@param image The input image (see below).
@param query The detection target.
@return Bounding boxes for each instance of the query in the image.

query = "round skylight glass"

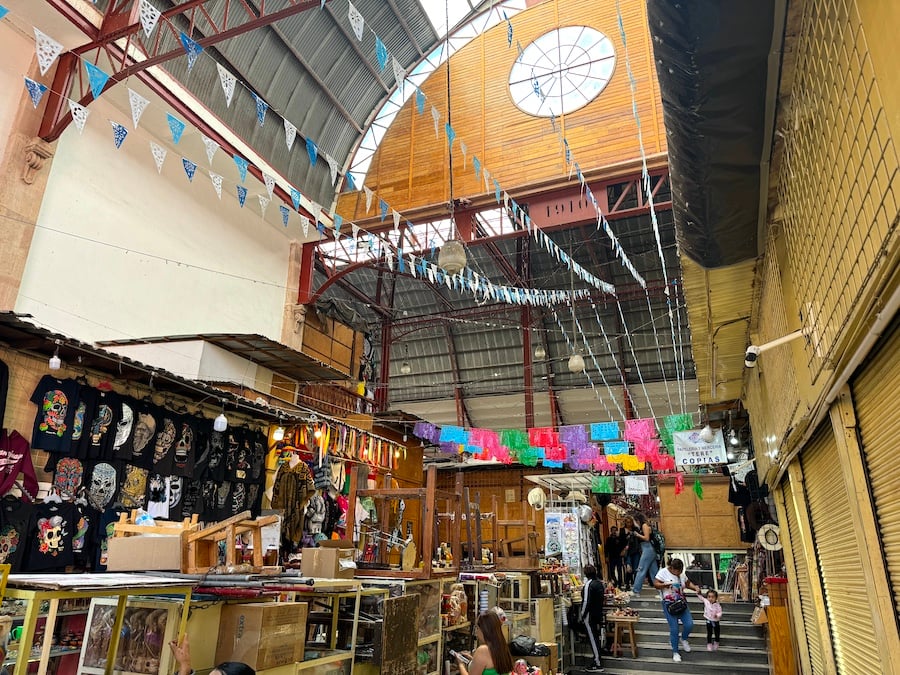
[508,26,616,117]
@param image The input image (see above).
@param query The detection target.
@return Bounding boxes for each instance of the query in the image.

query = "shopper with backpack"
[630,512,660,596]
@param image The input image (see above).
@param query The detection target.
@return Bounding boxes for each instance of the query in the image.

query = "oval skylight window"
[508,26,616,117]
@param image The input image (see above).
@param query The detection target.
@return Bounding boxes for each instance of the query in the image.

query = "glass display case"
[78,599,179,675]
[496,573,531,637]
[666,551,749,594]
[1,597,89,674]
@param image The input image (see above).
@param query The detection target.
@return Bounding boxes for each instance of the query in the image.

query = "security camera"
[744,329,807,368]
[745,345,761,368]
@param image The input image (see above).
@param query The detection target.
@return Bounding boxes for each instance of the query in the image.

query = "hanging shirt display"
[0,496,33,573]
[121,401,159,468]
[29,375,81,454]
[70,386,98,457]
[151,413,179,475]
[171,416,197,477]
[0,429,38,500]
[111,398,136,458]
[27,501,76,572]
[271,460,316,546]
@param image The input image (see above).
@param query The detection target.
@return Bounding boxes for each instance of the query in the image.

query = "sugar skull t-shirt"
[26,501,75,572]
[0,496,33,573]
[30,376,81,454]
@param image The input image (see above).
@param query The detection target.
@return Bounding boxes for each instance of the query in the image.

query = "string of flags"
[412,412,698,475]
[613,0,686,412]
[12,0,638,306]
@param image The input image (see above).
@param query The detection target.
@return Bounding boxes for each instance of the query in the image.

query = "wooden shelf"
[3,646,81,665]
[2,609,89,620]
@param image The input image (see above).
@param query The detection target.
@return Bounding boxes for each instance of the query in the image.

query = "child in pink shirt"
[702,590,723,650]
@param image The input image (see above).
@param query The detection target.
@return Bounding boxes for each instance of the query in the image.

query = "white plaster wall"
[197,343,259,388]
[103,341,206,381]
[16,94,291,344]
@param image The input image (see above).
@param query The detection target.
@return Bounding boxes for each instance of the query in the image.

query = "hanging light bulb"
[567,352,585,373]
[313,425,323,439]
[48,341,61,371]
[437,13,466,277]
[728,429,740,447]
[214,410,228,432]
[534,345,546,360]
[438,238,467,274]
[272,426,286,442]
[399,343,412,375]
[699,424,715,443]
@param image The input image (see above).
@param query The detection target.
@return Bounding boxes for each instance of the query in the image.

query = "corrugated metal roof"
[315,208,699,430]
[96,333,347,382]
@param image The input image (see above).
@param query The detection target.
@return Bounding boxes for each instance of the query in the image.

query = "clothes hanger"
[43,487,63,504]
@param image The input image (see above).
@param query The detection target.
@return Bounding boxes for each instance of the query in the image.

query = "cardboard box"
[301,541,357,579]
[526,642,559,675]
[106,535,182,571]
[216,602,307,670]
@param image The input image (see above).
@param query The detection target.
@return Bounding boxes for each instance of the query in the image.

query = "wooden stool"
[609,617,638,658]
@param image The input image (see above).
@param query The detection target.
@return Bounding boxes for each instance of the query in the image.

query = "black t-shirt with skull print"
[111,397,137,458]
[117,463,149,510]
[170,415,197,478]
[151,412,179,476]
[69,386,98,458]
[0,495,34,573]
[120,401,159,469]
[86,461,119,512]
[26,501,76,572]
[29,376,82,454]
[83,390,121,461]
[205,426,227,482]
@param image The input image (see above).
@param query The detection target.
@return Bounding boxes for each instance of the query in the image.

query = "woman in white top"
[653,558,701,663]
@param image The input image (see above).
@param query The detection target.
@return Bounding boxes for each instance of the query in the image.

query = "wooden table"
[608,615,639,658]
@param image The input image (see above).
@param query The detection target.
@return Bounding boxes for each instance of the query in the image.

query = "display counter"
[3,573,194,675]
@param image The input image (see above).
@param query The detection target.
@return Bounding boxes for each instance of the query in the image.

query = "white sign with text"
[673,429,727,466]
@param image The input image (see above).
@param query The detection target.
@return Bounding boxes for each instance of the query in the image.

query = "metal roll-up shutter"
[852,321,900,613]
[803,426,882,673]
[781,480,825,672]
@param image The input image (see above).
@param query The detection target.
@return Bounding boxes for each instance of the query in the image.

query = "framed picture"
[78,599,179,675]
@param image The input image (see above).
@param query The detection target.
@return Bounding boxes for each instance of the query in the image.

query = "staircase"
[569,591,769,675]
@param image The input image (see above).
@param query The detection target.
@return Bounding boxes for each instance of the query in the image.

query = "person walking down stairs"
[702,589,724,651]
[653,558,702,663]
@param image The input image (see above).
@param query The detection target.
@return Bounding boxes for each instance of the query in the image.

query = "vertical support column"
[773,486,812,675]
[763,577,798,675]
[523,306,535,429]
[296,241,317,305]
[375,317,391,413]
[0,55,57,310]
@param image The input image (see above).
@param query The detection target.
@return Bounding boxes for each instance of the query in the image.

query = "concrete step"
[568,655,770,675]
[634,618,766,639]
[634,627,766,646]
[567,592,769,675]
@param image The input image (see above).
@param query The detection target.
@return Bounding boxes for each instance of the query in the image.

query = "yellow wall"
[336,0,665,220]
[744,0,900,670]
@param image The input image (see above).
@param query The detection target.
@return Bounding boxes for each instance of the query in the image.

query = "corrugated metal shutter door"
[803,426,882,673]
[852,321,900,613]
[781,481,825,672]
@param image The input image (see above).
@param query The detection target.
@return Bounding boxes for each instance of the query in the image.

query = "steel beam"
[41,0,327,140]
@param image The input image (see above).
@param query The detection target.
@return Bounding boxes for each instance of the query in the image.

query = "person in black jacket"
[580,565,606,672]
[604,525,623,587]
